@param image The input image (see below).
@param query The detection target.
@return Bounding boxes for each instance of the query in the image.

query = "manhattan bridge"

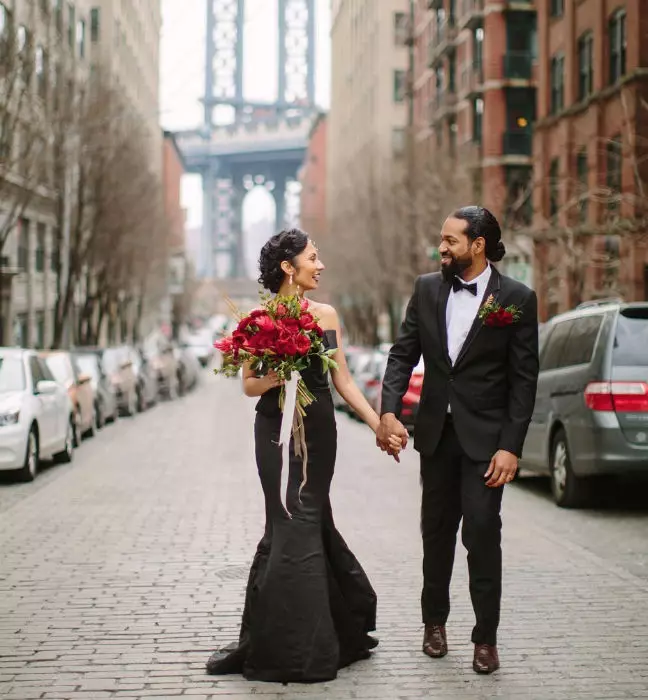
[175,0,317,293]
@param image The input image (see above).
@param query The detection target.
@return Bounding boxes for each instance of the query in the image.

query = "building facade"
[0,0,95,347]
[299,113,327,242]
[0,0,163,347]
[532,0,648,319]
[412,0,537,285]
[328,0,410,207]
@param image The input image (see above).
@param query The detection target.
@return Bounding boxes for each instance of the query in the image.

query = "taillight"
[410,374,423,390]
[585,382,648,412]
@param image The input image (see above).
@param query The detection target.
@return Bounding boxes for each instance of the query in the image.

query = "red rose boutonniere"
[478,295,522,327]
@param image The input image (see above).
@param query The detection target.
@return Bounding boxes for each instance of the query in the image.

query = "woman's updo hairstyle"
[258,228,309,294]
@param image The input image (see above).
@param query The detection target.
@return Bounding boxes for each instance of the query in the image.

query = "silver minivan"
[520,300,648,507]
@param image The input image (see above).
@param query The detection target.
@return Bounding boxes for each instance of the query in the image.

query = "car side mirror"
[35,380,59,395]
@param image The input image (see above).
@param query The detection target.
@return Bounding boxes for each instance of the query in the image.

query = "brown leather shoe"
[422,624,447,658]
[473,644,500,674]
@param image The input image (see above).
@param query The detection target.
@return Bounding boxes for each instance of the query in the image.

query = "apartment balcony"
[428,19,458,67]
[428,0,443,9]
[502,51,533,81]
[457,0,484,31]
[460,61,484,98]
[428,89,458,124]
[502,130,532,156]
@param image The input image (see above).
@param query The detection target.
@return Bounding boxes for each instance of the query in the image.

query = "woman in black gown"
[206,229,402,683]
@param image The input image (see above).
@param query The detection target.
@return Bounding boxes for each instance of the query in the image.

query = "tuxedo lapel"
[454,267,502,368]
[435,279,452,366]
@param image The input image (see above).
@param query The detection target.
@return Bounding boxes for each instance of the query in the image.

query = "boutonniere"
[478,295,522,327]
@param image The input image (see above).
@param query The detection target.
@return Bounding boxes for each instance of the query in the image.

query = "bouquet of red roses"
[213,292,338,411]
[214,293,338,515]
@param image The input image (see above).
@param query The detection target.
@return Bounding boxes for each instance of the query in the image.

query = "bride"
[206,228,402,683]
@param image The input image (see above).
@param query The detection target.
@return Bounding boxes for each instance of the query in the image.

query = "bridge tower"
[179,0,317,281]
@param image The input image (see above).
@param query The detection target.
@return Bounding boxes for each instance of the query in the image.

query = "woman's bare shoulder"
[308,300,337,321]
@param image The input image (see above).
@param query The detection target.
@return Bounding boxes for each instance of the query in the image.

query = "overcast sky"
[160,0,331,239]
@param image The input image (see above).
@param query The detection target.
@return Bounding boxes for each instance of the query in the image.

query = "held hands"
[376,413,409,463]
[484,449,518,488]
[261,370,284,394]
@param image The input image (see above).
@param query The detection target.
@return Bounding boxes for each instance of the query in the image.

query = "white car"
[0,348,75,481]
[183,329,215,368]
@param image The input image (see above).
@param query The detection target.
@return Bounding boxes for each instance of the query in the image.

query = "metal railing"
[503,51,533,80]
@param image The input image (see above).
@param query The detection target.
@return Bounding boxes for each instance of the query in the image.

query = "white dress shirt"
[446,264,492,366]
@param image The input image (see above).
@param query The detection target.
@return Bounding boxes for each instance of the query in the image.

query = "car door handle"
[550,389,580,398]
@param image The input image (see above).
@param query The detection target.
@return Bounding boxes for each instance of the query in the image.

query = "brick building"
[412,0,537,238]
[532,0,648,319]
[299,113,327,242]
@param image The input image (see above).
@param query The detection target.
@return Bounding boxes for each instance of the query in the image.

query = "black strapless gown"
[206,330,377,683]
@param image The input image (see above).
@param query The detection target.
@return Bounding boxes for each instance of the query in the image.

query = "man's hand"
[376,413,408,462]
[484,449,518,488]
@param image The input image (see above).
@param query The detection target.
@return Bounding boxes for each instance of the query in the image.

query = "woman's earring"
[289,274,294,286]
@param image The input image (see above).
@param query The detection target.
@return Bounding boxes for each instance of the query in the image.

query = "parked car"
[401,358,425,431]
[73,351,119,428]
[0,348,74,481]
[143,334,179,400]
[174,343,201,394]
[520,300,648,507]
[183,329,214,367]
[78,346,139,417]
[129,347,158,412]
[41,351,96,444]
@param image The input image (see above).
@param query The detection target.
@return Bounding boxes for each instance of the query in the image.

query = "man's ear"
[472,237,486,255]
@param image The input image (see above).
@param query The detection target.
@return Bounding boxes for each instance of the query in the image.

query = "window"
[505,166,533,227]
[549,158,560,219]
[606,135,622,212]
[473,27,484,73]
[550,0,564,18]
[54,0,63,33]
[448,54,456,93]
[17,25,32,83]
[51,229,59,272]
[76,19,86,58]
[540,320,572,371]
[560,316,603,367]
[18,218,29,270]
[393,70,406,102]
[550,53,564,114]
[67,3,75,49]
[394,12,408,46]
[35,223,46,272]
[609,10,626,84]
[577,32,593,100]
[473,97,483,143]
[29,356,45,384]
[576,149,588,223]
[35,46,47,99]
[0,2,10,41]
[613,308,648,367]
[90,7,100,42]
[36,313,45,349]
[392,128,406,157]
[449,117,457,156]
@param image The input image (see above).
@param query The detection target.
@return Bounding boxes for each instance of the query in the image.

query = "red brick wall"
[299,114,327,241]
[163,135,186,251]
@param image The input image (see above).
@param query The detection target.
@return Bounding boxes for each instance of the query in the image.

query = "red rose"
[278,317,300,334]
[294,333,311,355]
[232,330,248,347]
[276,329,298,356]
[249,309,265,319]
[237,315,253,333]
[299,312,316,331]
[313,324,324,337]
[214,337,233,354]
[300,299,309,312]
[275,303,288,317]
[254,313,275,333]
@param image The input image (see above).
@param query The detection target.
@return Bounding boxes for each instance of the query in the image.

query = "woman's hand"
[259,370,284,395]
[387,433,404,461]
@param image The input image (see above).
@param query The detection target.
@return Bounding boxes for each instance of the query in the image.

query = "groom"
[376,206,539,674]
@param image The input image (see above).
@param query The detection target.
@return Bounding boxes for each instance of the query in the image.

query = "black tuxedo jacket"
[380,268,539,462]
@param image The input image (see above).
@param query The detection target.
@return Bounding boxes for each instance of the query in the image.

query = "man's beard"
[440,254,472,283]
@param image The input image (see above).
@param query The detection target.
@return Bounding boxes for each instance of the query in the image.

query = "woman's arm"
[318,305,382,434]
[241,362,283,397]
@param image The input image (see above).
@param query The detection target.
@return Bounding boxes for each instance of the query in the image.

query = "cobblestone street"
[1,372,648,699]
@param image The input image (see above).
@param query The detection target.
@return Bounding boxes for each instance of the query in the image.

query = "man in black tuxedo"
[376,206,539,674]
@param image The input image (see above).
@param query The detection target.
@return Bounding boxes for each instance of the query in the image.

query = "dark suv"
[520,300,648,507]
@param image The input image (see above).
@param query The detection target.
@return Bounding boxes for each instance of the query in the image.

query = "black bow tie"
[452,278,478,296]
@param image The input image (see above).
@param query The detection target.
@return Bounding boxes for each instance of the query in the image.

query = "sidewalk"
[0,376,647,699]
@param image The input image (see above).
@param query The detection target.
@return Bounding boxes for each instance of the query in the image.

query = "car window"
[559,315,603,367]
[29,357,45,386]
[45,354,74,385]
[39,358,56,382]
[76,354,100,382]
[540,321,572,371]
[0,357,26,392]
[613,308,648,366]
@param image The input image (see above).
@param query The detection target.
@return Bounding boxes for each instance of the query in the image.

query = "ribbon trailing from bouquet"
[278,372,308,518]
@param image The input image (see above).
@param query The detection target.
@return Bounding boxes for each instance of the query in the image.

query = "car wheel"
[17,427,39,482]
[54,418,74,464]
[550,428,585,508]
[95,403,104,430]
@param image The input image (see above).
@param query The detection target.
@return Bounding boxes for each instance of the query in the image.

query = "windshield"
[76,354,100,383]
[0,357,26,392]
[102,349,126,374]
[44,354,74,385]
[613,309,648,366]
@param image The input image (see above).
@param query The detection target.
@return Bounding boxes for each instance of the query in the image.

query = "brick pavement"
[1,374,648,699]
